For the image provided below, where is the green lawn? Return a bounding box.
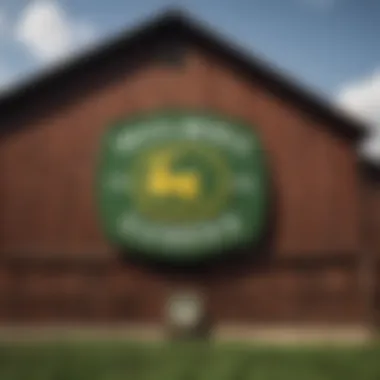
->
[0,341,379,380]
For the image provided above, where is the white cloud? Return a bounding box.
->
[15,0,97,64]
[336,70,380,162]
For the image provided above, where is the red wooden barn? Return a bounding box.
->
[0,10,379,335]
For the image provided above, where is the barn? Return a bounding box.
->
[0,9,379,338]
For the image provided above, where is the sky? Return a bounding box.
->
[0,0,379,162]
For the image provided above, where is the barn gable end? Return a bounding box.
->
[0,9,378,327]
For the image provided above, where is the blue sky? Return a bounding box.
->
[0,0,379,160]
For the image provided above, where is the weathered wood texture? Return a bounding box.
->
[364,180,380,326]
[0,256,362,323]
[0,43,366,323]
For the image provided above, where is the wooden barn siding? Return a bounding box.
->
[366,182,380,326]
[369,184,380,257]
[0,257,361,323]
[0,46,365,324]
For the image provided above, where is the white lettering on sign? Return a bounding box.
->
[118,214,139,236]
[219,213,243,237]
[181,120,254,156]
[105,173,130,193]
[233,175,257,194]
[112,120,256,157]
[182,119,204,140]
[116,212,245,252]
[115,124,172,153]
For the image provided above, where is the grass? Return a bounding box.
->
[0,340,379,380]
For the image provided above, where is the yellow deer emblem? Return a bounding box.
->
[146,150,200,201]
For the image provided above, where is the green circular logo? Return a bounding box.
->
[97,110,268,263]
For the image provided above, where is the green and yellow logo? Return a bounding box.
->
[132,142,231,222]
[97,110,267,262]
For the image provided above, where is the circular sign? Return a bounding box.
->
[96,109,268,263]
